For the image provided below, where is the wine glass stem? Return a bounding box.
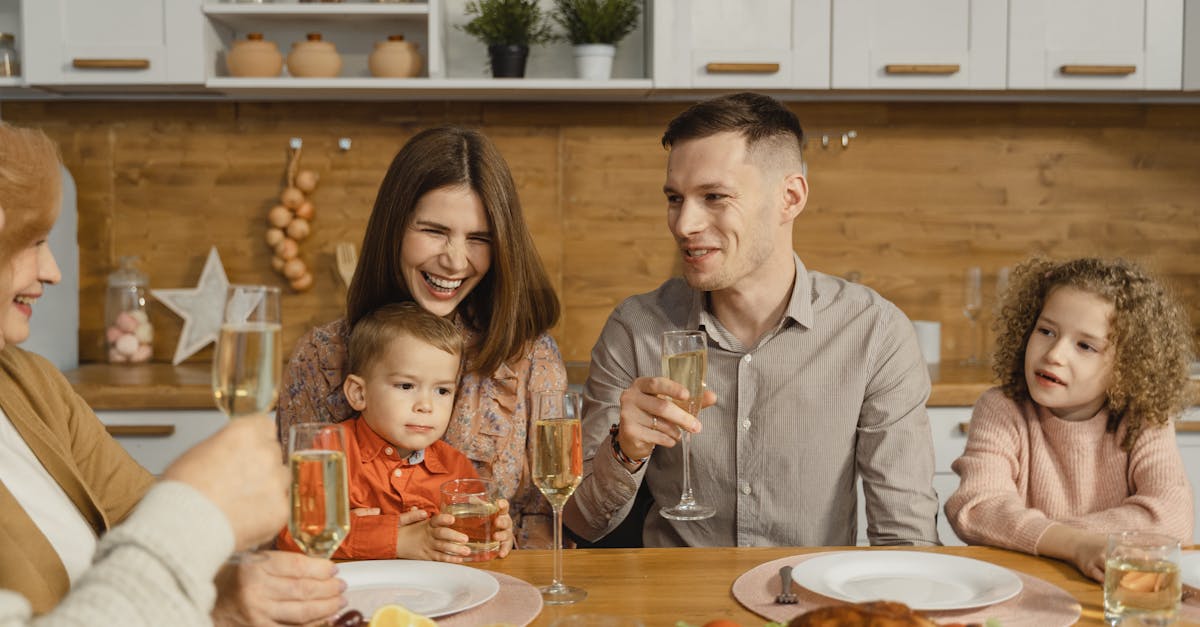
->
[551,505,565,588]
[678,431,696,505]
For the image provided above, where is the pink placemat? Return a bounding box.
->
[731,552,1080,627]
[438,571,542,627]
[1182,586,1200,624]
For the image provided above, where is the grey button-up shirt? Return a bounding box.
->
[563,255,940,547]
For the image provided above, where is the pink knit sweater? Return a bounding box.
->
[945,387,1194,553]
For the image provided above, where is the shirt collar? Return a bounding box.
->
[688,253,815,333]
[352,417,446,472]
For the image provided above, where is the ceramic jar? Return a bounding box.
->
[287,33,342,78]
[368,35,421,78]
[105,256,154,364]
[227,33,282,78]
[0,33,18,77]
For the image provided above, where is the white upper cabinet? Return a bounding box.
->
[831,0,1007,89]
[653,0,830,89]
[22,0,203,86]
[1008,0,1183,90]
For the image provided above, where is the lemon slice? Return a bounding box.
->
[367,604,437,627]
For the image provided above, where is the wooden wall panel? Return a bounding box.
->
[4,100,1198,368]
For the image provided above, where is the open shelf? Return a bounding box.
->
[205,77,654,99]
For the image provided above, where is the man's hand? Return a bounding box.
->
[162,414,288,552]
[616,376,716,461]
[212,550,345,627]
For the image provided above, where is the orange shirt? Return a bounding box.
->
[277,416,478,559]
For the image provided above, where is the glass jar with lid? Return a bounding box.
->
[0,33,18,78]
[105,256,154,363]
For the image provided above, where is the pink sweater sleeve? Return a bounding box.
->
[1060,424,1195,542]
[944,389,1057,554]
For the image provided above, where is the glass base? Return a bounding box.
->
[660,502,716,521]
[540,583,587,605]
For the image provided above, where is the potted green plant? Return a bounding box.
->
[551,0,641,80]
[460,0,555,78]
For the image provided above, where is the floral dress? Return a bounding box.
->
[276,318,568,548]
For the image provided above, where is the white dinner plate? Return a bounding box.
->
[338,560,500,618]
[1182,551,1200,592]
[790,551,1023,611]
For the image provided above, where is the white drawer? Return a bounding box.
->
[96,410,228,475]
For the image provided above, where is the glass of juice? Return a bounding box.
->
[439,478,500,562]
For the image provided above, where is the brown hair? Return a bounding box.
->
[347,125,559,375]
[347,302,463,377]
[993,257,1195,450]
[0,123,62,268]
[661,92,805,169]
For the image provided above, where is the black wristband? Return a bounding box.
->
[609,423,650,468]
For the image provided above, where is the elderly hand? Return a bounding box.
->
[616,376,717,462]
[212,551,345,627]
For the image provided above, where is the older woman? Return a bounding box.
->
[277,126,567,547]
[0,122,338,626]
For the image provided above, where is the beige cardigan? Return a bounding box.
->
[0,345,154,615]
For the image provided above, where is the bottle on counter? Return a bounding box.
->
[105,256,154,364]
[0,33,19,77]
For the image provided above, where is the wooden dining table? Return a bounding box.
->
[470,545,1189,627]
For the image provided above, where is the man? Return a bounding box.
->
[563,92,940,548]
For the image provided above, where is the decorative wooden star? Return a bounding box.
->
[151,247,229,365]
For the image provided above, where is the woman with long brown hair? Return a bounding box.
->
[277,125,566,547]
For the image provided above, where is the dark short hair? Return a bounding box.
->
[661,92,805,159]
[347,125,560,375]
[348,302,463,377]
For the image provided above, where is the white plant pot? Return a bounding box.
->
[573,44,616,81]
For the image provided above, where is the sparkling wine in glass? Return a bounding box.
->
[212,285,281,419]
[532,390,586,605]
[288,422,350,559]
[961,267,983,366]
[660,330,715,521]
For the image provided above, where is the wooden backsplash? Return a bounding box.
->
[4,100,1199,366]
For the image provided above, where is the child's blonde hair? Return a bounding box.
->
[993,257,1195,450]
[347,302,463,377]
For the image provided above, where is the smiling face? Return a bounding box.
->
[400,185,493,318]
[1,236,61,347]
[1024,286,1116,421]
[344,332,460,457]
[663,132,803,295]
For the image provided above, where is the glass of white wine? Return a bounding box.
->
[212,285,282,419]
[659,330,715,521]
[532,390,586,605]
[288,422,350,559]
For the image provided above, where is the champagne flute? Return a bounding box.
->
[659,330,715,521]
[212,285,281,418]
[288,422,350,559]
[961,267,983,366]
[212,284,281,563]
[532,390,587,605]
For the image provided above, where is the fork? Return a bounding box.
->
[776,565,797,604]
[335,242,357,289]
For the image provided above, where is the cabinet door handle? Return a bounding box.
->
[1059,64,1136,76]
[105,425,175,437]
[957,422,970,435]
[1176,421,1200,433]
[705,62,780,74]
[884,64,960,75]
[72,58,151,70]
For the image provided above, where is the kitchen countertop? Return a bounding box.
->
[63,362,1200,432]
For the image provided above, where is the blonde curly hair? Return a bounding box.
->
[992,257,1195,451]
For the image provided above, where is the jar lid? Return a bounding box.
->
[108,255,149,287]
[306,32,323,41]
[0,33,14,43]
[247,32,265,41]
[388,35,405,41]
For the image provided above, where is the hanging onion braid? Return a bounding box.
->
[991,257,1195,451]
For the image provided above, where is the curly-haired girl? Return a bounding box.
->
[945,257,1195,581]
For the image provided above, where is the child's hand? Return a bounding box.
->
[1068,531,1108,582]
[395,509,471,562]
[493,499,514,558]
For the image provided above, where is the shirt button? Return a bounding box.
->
[741,419,751,430]
[393,469,402,477]
[741,484,752,495]
[384,447,394,455]
[743,354,752,363]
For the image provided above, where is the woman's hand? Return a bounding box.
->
[616,376,717,462]
[212,550,345,627]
